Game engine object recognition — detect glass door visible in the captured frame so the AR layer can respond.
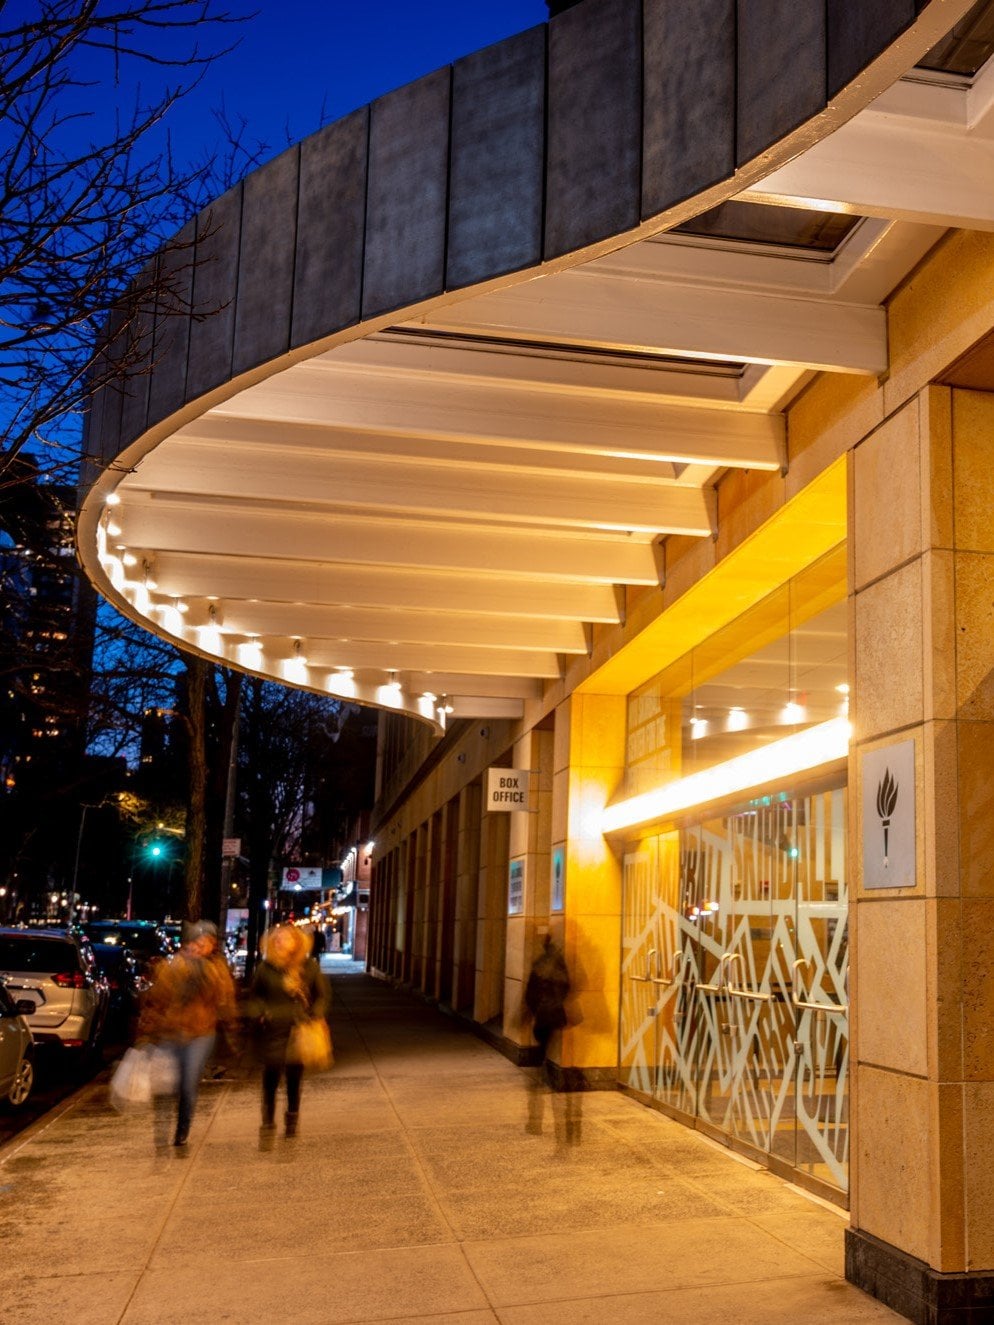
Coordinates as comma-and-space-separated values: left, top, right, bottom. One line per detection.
618, 780, 850, 1198
653, 830, 695, 1118
619, 841, 660, 1097
693, 809, 782, 1157
619, 833, 695, 1118
781, 785, 849, 1192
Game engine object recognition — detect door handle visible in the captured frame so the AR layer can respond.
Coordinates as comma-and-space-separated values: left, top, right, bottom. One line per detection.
725, 952, 773, 1003
629, 947, 656, 983
697, 951, 733, 995
791, 959, 847, 1015
651, 951, 683, 987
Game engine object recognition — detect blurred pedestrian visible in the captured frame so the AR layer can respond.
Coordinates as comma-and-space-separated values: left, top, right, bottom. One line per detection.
138, 919, 236, 1149
525, 929, 570, 1071
523, 929, 581, 1146
247, 923, 330, 1143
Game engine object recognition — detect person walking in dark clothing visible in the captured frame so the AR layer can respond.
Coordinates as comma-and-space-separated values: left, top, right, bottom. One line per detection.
247, 923, 329, 1144
523, 929, 580, 1146
525, 930, 570, 1069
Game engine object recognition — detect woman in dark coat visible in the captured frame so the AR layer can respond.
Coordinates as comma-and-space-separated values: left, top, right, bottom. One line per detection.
525, 931, 571, 1072
248, 923, 329, 1140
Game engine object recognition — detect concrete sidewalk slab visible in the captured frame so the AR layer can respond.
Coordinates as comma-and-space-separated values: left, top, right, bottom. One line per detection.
0, 971, 901, 1325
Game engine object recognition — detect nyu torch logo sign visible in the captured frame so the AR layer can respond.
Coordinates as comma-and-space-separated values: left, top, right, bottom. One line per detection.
876, 767, 899, 865
862, 739, 916, 890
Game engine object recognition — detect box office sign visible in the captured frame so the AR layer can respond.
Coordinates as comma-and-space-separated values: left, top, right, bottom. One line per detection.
487, 767, 531, 812
861, 738, 916, 890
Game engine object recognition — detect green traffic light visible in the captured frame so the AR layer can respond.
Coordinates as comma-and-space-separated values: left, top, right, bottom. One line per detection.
150, 843, 163, 857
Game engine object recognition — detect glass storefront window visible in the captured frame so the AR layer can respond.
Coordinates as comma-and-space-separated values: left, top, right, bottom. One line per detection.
625, 545, 847, 797
619, 778, 849, 1199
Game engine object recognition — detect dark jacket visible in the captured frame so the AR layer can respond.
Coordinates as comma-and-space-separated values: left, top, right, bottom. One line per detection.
247, 957, 329, 1067
525, 941, 570, 1037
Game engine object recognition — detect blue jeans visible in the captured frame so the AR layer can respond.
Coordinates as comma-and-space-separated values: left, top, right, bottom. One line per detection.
161, 1034, 214, 1139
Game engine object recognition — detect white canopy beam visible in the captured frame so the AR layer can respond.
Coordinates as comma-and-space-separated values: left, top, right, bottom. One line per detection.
114, 496, 660, 586
213, 602, 590, 654
418, 266, 888, 375
146, 552, 626, 623
209, 362, 785, 471
300, 639, 562, 679
741, 114, 994, 232
127, 443, 713, 536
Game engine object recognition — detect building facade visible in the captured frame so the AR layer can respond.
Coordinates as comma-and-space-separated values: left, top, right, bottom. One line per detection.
2, 460, 97, 896
76, 2, 994, 1318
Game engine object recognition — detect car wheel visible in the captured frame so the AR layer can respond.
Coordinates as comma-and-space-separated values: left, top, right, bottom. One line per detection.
6, 1055, 33, 1109
78, 1024, 102, 1072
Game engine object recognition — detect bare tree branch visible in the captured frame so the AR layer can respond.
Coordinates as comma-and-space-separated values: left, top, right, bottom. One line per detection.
0, 0, 267, 484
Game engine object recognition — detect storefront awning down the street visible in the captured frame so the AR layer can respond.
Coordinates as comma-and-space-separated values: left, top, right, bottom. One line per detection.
77, 0, 984, 733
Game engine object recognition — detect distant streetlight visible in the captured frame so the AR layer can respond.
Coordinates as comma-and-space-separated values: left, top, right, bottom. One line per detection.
71, 793, 128, 925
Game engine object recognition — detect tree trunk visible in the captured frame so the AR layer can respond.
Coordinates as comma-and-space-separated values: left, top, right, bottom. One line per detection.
205, 669, 243, 926
184, 656, 208, 921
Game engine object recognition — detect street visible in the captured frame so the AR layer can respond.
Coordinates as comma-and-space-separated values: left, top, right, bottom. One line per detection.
0, 1037, 121, 1148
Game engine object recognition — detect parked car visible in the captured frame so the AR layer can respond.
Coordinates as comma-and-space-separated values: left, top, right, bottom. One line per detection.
225, 937, 248, 979
90, 942, 148, 1031
0, 928, 109, 1054
161, 922, 182, 953
0, 982, 34, 1109
82, 920, 170, 980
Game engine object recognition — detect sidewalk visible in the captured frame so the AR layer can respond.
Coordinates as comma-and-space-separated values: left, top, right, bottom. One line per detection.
0, 972, 902, 1325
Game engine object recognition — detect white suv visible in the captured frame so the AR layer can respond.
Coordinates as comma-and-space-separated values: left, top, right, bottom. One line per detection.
0, 929, 109, 1054
0, 982, 34, 1108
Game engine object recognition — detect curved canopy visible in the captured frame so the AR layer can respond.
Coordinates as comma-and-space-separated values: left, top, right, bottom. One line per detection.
77, 0, 983, 730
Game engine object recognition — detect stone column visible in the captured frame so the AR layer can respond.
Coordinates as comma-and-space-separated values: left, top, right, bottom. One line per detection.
395, 837, 410, 982
473, 800, 508, 1025
847, 386, 994, 1322
454, 783, 481, 1014
424, 811, 442, 998
412, 822, 428, 991
502, 728, 554, 1051
437, 798, 458, 1008
552, 691, 625, 1087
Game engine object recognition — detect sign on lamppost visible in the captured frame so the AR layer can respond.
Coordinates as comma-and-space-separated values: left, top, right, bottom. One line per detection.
486, 767, 531, 812
861, 739, 916, 890
281, 865, 323, 891
221, 838, 241, 858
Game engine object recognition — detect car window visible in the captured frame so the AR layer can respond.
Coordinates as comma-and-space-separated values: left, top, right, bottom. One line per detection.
86, 926, 163, 953
94, 944, 128, 968
0, 937, 81, 974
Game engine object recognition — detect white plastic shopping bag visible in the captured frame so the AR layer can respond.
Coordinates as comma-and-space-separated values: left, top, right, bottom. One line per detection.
109, 1046, 153, 1110
109, 1044, 178, 1111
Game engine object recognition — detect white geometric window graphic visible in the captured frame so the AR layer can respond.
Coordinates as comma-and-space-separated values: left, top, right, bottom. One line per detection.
620, 780, 848, 1195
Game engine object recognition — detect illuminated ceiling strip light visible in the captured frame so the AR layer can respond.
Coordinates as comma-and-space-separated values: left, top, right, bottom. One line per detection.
601, 716, 851, 835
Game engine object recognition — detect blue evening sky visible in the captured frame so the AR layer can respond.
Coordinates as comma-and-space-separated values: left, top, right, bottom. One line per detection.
121, 2, 550, 167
